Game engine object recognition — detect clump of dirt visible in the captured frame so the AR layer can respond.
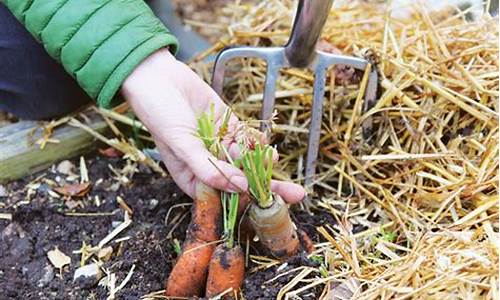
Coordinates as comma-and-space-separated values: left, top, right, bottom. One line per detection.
0, 155, 330, 299
242, 253, 323, 299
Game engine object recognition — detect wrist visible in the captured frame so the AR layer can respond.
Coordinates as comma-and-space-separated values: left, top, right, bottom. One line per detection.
121, 47, 181, 99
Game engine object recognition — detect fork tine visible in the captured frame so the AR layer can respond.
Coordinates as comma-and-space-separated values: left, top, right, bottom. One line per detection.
304, 65, 328, 194
260, 63, 281, 133
303, 53, 372, 193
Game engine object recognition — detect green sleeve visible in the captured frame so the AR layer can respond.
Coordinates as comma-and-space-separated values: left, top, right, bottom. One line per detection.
2, 0, 179, 108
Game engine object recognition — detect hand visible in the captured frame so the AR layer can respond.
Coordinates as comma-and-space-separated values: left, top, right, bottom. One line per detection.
121, 48, 305, 203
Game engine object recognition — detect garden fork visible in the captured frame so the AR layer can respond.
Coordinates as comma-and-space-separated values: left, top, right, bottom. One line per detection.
212, 0, 377, 206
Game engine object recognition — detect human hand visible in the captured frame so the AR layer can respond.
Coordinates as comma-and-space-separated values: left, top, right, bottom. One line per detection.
121, 48, 305, 203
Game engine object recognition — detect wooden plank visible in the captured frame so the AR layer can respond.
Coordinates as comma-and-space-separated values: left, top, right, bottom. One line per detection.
0, 115, 108, 183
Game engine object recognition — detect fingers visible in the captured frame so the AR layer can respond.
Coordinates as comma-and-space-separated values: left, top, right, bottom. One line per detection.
156, 143, 197, 199
271, 180, 306, 204
227, 142, 241, 161
167, 129, 248, 193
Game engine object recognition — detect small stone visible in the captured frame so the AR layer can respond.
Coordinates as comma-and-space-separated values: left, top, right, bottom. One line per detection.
328, 278, 360, 300
74, 263, 102, 289
97, 246, 113, 262
109, 182, 120, 192
65, 200, 79, 210
1, 222, 26, 240
37, 183, 51, 194
38, 264, 54, 287
56, 160, 74, 175
0, 185, 7, 197
1, 223, 33, 262
148, 198, 159, 210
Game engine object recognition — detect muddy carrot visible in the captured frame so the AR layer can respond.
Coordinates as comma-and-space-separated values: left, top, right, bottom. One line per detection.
165, 236, 216, 296
249, 195, 300, 257
166, 107, 234, 297
241, 143, 301, 258
165, 183, 221, 297
206, 191, 245, 297
205, 244, 245, 298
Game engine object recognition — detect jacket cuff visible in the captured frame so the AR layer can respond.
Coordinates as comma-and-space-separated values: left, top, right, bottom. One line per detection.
97, 34, 178, 108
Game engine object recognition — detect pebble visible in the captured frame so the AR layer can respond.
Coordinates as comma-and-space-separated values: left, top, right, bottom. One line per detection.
109, 182, 121, 192
37, 264, 54, 288
1, 223, 33, 262
148, 198, 159, 210
0, 185, 7, 197
74, 263, 102, 289
56, 160, 74, 175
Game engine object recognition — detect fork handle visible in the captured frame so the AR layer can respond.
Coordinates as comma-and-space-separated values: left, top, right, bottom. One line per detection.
284, 0, 334, 67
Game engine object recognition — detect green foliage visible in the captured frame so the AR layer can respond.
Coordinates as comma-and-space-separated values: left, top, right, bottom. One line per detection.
240, 143, 274, 208
196, 106, 239, 248
196, 105, 218, 155
309, 255, 328, 278
196, 104, 233, 160
222, 192, 239, 248
172, 238, 182, 256
379, 228, 397, 243
318, 265, 329, 278
309, 255, 324, 264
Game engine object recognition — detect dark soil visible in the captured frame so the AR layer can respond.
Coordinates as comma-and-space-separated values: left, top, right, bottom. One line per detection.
0, 155, 331, 299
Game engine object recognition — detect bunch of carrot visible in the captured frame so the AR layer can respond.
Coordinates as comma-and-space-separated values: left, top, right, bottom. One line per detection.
165, 107, 310, 298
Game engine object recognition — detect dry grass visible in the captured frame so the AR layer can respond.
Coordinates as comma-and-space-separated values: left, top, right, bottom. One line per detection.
185, 1, 499, 298
41, 1, 498, 298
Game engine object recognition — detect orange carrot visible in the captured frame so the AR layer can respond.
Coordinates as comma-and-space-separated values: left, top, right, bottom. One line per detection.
165, 183, 222, 297
298, 229, 315, 254
165, 237, 215, 296
205, 244, 245, 298
248, 195, 300, 257
241, 143, 301, 258
187, 183, 222, 242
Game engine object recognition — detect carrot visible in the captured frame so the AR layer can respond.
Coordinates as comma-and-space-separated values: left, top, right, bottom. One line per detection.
166, 107, 234, 297
187, 183, 222, 242
205, 244, 245, 298
206, 191, 245, 297
165, 183, 221, 297
165, 237, 216, 296
248, 195, 300, 257
298, 229, 315, 254
241, 143, 301, 258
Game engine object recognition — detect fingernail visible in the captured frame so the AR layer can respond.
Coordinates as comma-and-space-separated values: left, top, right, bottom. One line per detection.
229, 176, 247, 193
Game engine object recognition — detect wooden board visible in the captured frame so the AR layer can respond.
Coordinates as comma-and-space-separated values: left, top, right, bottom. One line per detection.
0, 116, 108, 183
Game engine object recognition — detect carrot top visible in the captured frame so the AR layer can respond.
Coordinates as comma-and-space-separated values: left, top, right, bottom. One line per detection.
222, 192, 239, 248
196, 105, 239, 248
196, 104, 232, 160
240, 143, 274, 208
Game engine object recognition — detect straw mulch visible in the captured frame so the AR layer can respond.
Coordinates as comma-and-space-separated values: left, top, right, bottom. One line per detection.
186, 1, 499, 298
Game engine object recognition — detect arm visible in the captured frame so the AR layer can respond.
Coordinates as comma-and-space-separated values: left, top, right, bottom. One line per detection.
2, 0, 306, 202
2, 0, 178, 107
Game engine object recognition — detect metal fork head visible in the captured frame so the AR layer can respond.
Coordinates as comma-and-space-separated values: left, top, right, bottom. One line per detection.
211, 0, 378, 205
212, 47, 375, 190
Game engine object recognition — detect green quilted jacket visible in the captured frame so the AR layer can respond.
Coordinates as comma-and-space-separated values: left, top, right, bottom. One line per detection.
1, 0, 179, 108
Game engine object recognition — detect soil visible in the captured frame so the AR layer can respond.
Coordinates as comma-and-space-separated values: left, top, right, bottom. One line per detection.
0, 155, 332, 299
